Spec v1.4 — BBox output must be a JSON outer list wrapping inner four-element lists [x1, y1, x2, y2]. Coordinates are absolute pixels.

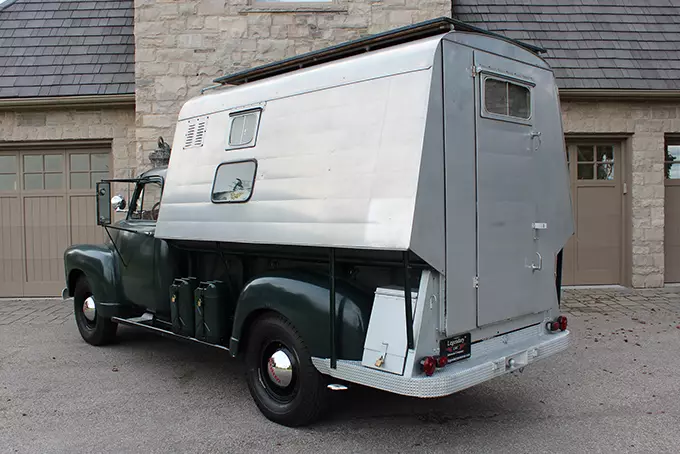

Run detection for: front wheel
[[73, 275, 117, 346], [245, 314, 328, 427]]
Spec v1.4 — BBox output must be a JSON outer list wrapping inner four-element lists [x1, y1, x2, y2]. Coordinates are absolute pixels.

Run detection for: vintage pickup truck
[[63, 18, 573, 427]]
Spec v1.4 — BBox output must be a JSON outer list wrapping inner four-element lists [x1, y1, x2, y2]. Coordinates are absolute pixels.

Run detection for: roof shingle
[[454, 0, 680, 91], [0, 0, 134, 98]]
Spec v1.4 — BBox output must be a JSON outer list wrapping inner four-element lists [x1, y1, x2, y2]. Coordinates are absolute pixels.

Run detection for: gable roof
[[453, 0, 680, 91], [0, 0, 134, 99]]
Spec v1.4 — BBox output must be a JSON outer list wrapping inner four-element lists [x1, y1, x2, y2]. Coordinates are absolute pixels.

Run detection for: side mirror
[[96, 182, 111, 226], [111, 194, 127, 212]]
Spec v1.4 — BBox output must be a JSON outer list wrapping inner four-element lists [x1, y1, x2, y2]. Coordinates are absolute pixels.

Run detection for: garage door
[[665, 140, 680, 283], [562, 142, 623, 285], [0, 147, 110, 297]]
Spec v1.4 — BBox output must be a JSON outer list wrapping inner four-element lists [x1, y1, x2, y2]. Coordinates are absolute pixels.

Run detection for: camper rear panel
[[443, 34, 573, 334]]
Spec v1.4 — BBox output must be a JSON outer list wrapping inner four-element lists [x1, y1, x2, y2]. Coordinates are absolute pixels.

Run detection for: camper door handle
[[530, 131, 541, 152], [532, 252, 542, 272]]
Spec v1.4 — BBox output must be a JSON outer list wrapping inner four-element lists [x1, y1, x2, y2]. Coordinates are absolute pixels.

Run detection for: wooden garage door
[[665, 140, 680, 283], [0, 147, 110, 297], [562, 142, 623, 285]]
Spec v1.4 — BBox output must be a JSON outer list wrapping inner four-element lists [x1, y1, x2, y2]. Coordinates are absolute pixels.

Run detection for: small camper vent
[[184, 117, 208, 148]]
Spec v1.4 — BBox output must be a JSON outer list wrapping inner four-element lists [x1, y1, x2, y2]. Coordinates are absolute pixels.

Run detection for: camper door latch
[[527, 252, 543, 272], [530, 131, 542, 152], [532, 222, 547, 240], [473, 276, 479, 288]]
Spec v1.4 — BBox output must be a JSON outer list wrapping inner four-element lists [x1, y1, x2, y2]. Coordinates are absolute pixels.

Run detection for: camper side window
[[484, 77, 531, 120], [211, 160, 257, 203], [228, 110, 261, 148]]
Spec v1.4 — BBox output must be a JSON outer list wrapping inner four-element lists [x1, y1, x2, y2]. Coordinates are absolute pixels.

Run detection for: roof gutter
[[0, 94, 135, 110], [559, 89, 680, 100]]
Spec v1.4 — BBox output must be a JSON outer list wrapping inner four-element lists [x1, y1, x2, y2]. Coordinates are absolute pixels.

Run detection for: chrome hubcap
[[82, 296, 96, 322], [266, 349, 293, 388]]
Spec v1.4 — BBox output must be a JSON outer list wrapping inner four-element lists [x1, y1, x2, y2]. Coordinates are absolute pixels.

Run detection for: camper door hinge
[[473, 276, 479, 288], [471, 66, 480, 78]]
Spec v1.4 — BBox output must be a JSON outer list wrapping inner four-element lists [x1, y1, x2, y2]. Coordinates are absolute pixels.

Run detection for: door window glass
[[0, 155, 17, 191], [577, 145, 615, 180], [129, 181, 162, 221], [69, 152, 110, 190], [665, 143, 680, 179], [484, 77, 531, 119], [23, 154, 65, 190]]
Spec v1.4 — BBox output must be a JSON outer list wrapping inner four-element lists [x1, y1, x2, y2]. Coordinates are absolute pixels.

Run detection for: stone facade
[[0, 107, 136, 180], [133, 0, 451, 167], [0, 107, 137, 179], [561, 99, 680, 288]]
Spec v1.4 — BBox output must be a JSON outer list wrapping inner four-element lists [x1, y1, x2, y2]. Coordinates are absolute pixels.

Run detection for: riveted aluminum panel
[[156, 40, 438, 252]]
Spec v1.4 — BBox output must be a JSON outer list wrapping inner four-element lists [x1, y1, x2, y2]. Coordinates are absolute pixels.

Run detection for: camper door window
[[483, 77, 531, 120]]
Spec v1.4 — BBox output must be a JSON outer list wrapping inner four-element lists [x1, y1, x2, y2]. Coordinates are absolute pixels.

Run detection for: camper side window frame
[[211, 159, 258, 204], [226, 108, 262, 150], [480, 73, 534, 125]]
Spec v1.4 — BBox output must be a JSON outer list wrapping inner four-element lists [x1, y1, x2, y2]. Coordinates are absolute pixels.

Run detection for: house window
[[665, 142, 680, 179], [212, 160, 257, 203], [228, 110, 261, 148], [483, 76, 531, 120]]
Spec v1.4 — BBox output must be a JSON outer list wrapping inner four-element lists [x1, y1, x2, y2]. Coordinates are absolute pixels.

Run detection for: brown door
[[665, 140, 680, 283], [562, 142, 623, 285], [0, 147, 110, 297]]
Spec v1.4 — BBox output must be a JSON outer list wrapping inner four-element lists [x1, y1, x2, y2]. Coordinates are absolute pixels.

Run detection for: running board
[[112, 314, 231, 353]]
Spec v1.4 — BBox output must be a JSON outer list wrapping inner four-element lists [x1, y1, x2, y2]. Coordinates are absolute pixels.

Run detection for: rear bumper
[[312, 325, 571, 398]]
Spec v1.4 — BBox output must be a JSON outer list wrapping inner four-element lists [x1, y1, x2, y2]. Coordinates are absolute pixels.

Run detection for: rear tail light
[[558, 315, 568, 331], [546, 315, 568, 333], [437, 355, 448, 368], [421, 356, 436, 376]]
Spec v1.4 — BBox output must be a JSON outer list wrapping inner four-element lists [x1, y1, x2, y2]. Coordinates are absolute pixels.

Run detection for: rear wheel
[[73, 275, 117, 346], [245, 314, 328, 427]]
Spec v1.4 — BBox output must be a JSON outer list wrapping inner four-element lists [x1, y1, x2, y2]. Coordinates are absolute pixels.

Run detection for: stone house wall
[[0, 107, 136, 179], [134, 0, 451, 167], [561, 99, 680, 287]]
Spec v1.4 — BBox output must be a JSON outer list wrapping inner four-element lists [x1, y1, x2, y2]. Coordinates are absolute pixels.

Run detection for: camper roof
[[213, 17, 545, 87]]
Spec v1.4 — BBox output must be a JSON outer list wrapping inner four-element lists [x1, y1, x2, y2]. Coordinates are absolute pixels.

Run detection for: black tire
[[245, 314, 328, 427], [73, 275, 117, 346]]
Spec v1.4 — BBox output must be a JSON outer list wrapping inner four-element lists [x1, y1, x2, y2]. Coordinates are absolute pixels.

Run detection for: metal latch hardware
[[526, 252, 543, 272], [530, 131, 542, 152], [473, 276, 479, 288], [532, 222, 547, 240]]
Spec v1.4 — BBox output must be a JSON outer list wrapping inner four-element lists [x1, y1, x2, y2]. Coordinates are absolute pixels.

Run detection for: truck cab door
[[115, 178, 166, 312]]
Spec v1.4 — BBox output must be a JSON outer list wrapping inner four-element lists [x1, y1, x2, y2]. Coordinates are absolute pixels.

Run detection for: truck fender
[[230, 271, 373, 361], [63, 244, 122, 318]]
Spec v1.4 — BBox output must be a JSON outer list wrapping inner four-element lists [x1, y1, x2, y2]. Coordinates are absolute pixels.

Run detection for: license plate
[[440, 333, 471, 363]]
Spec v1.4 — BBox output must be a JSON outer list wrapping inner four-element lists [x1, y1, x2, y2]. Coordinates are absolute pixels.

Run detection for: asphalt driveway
[[1, 290, 679, 453]]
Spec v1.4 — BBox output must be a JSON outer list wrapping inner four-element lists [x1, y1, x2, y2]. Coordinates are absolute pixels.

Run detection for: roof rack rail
[[213, 17, 544, 87]]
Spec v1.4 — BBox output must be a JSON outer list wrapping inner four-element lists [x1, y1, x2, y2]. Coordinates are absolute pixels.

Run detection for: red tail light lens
[[437, 356, 448, 368], [558, 315, 568, 331], [547, 316, 568, 333], [421, 356, 436, 376]]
